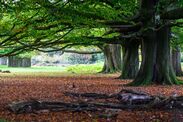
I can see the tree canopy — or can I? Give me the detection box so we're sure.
[0,0,138,55]
[1,0,183,85]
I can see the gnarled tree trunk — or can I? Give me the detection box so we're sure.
[101,44,122,73]
[130,25,180,85]
[129,0,181,85]
[119,40,139,79]
[172,46,183,76]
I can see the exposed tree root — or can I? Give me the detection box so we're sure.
[8,89,183,118]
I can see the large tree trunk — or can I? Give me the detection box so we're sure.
[101,44,122,73]
[130,25,181,85]
[172,46,183,76]
[129,0,181,85]
[8,56,31,67]
[119,40,139,79]
[153,25,179,84]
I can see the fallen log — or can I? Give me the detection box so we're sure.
[64,92,114,99]
[8,90,183,116]
[8,100,41,114]
[9,98,183,115]
[8,101,100,114]
[64,89,155,105]
[8,100,149,114]
[119,89,149,95]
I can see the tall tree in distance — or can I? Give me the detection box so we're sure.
[119,39,139,79]
[172,45,183,76]
[171,27,183,76]
[100,44,122,73]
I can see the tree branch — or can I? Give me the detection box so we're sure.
[161,8,183,20]
[63,50,102,54]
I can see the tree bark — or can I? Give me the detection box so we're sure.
[130,25,181,85]
[172,46,183,76]
[8,56,31,67]
[119,40,139,79]
[153,25,179,84]
[129,0,181,85]
[101,44,122,73]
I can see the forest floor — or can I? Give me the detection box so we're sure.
[1,73,183,122]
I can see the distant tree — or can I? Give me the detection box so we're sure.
[172,46,183,76]
[100,44,122,73]
[171,27,183,76]
[8,56,31,67]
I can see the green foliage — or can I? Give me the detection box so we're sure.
[18,51,38,58]
[66,63,103,74]
[0,0,183,57]
[172,24,183,50]
[0,0,139,56]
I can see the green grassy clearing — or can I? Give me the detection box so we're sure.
[0,63,103,77]
[0,65,66,72]
[66,63,103,74]
[0,119,11,122]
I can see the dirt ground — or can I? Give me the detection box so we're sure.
[1,74,183,122]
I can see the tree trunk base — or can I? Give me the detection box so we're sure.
[127,77,183,86]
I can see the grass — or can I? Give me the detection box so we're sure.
[0,65,66,72]
[66,63,103,74]
[0,119,11,122]
[0,63,104,77]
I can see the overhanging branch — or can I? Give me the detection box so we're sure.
[63,50,102,54]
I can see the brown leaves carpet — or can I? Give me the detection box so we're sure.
[1,74,183,122]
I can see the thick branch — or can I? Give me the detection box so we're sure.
[62,50,102,54]
[110,22,142,33]
[161,8,183,20]
[85,36,123,44]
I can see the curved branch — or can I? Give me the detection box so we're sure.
[63,50,102,54]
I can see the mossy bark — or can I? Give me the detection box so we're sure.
[119,40,139,79]
[128,0,181,86]
[101,44,122,73]
[153,26,179,85]
[129,26,181,86]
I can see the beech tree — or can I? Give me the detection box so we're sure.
[1,0,183,85]
[172,46,182,76]
[99,44,122,73]
[119,40,139,79]
[129,0,183,85]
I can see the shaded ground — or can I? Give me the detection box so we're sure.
[1,73,183,122]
